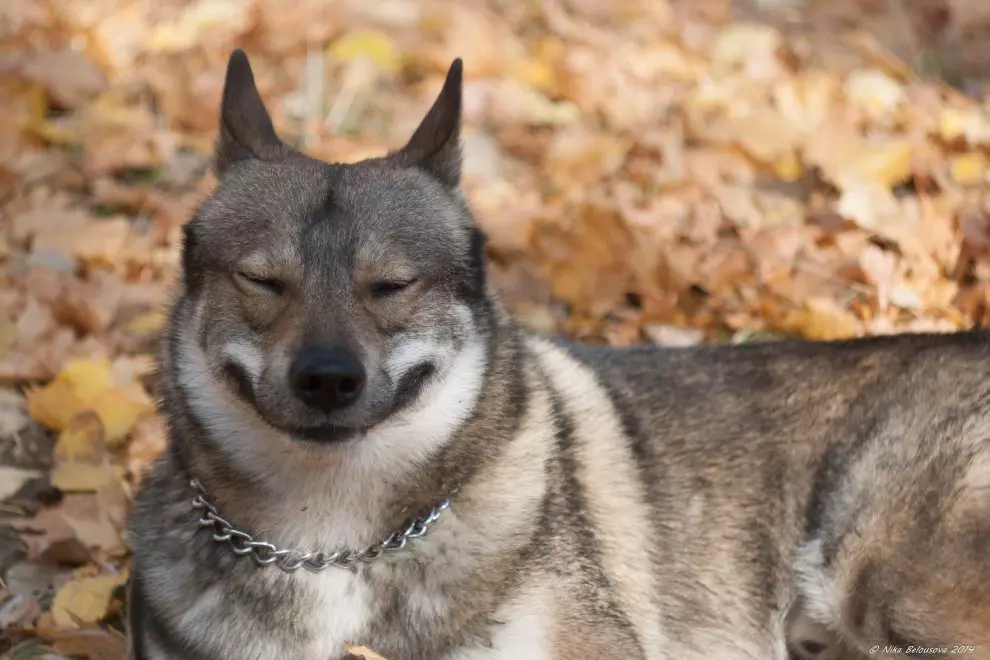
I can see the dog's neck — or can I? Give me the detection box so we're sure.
[161,294,526,554]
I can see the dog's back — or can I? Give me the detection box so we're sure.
[560,332,990,655]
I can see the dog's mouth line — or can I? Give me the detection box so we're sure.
[393,362,437,410]
[226,360,440,444]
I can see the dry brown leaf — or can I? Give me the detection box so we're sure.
[16,48,109,110]
[127,415,168,484]
[61,488,128,555]
[148,0,252,53]
[345,643,390,660]
[16,298,57,343]
[11,208,90,246]
[49,629,128,660]
[711,23,783,78]
[0,313,18,358]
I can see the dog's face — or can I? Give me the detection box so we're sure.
[177,51,488,444]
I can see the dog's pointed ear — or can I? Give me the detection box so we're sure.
[394,59,463,187]
[214,49,289,175]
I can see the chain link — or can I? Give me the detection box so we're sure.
[189,479,452,573]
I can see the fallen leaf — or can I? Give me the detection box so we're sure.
[0,593,43,629]
[329,30,401,71]
[643,325,705,347]
[784,298,862,340]
[50,569,128,630]
[489,80,581,127]
[49,629,128,660]
[25,358,152,441]
[345,643,389,660]
[49,412,116,493]
[147,0,252,53]
[711,23,782,78]
[58,359,113,401]
[939,107,990,145]
[835,179,900,231]
[0,314,18,357]
[950,153,988,185]
[10,208,90,247]
[123,311,166,336]
[127,415,168,484]
[17,48,108,110]
[844,69,905,121]
[33,217,131,266]
[24,379,87,431]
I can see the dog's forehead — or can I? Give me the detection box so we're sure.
[205,156,331,226]
[333,161,466,234]
[198,155,469,268]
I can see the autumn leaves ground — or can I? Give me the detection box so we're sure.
[3,0,990,658]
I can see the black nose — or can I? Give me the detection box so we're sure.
[289,347,366,413]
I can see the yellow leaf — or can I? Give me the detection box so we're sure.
[950,153,988,185]
[329,30,401,71]
[25,358,150,438]
[345,643,389,660]
[57,358,113,401]
[784,298,861,341]
[51,569,129,629]
[125,311,166,335]
[505,58,553,91]
[91,389,152,444]
[25,379,87,430]
[772,153,803,181]
[49,411,117,492]
[24,83,49,121]
[51,462,120,493]
[849,140,914,189]
[23,116,80,145]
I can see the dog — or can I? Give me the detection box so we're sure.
[125,49,990,660]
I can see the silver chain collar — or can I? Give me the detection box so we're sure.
[189,478,452,573]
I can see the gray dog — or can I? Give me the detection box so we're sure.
[126,49,990,660]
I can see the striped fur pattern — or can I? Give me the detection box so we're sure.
[126,50,990,660]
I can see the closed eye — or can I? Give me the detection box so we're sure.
[370,279,416,298]
[236,272,284,295]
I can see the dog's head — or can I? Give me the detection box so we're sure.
[174,50,490,446]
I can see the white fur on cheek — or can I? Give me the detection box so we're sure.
[174,327,288,482]
[222,340,265,384]
[385,337,448,382]
[348,327,486,479]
